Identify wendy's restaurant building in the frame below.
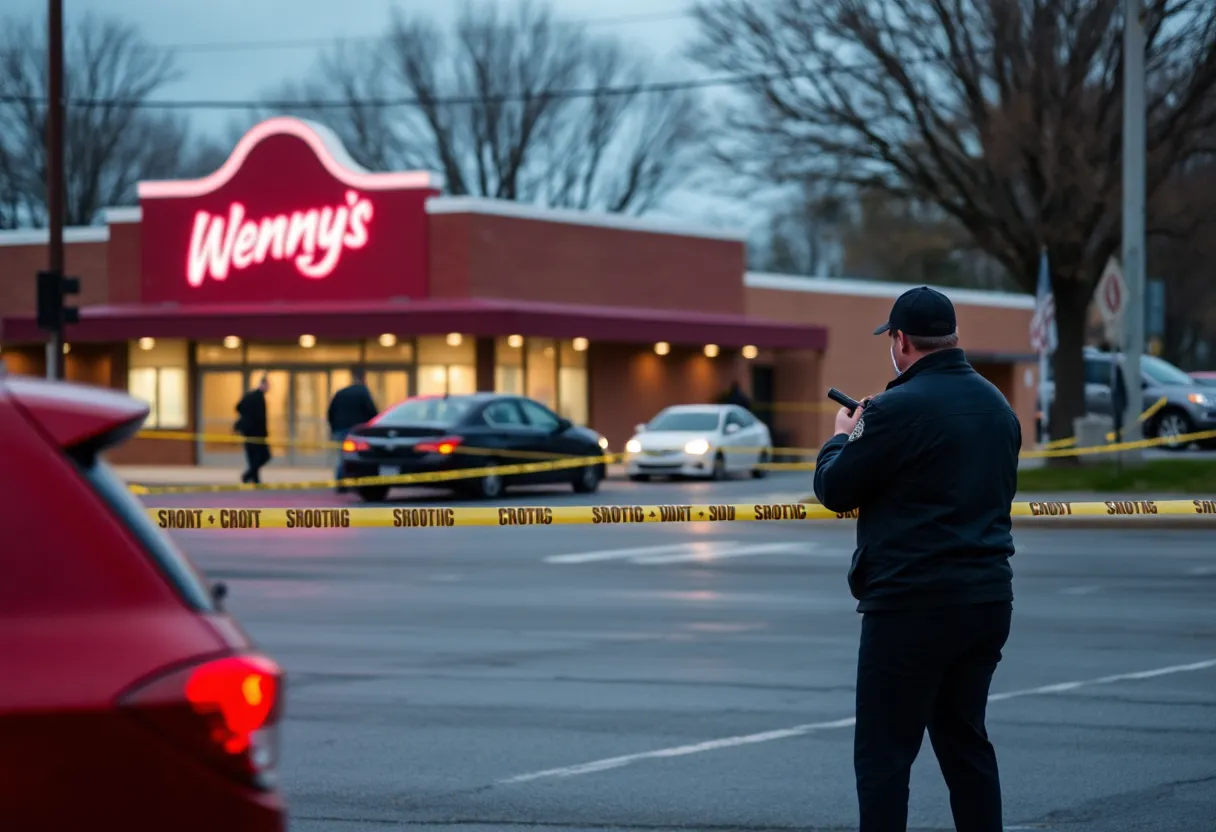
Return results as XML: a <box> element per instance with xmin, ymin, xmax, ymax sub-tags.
<box><xmin>0</xmin><ymin>117</ymin><xmax>1040</xmax><ymax>467</ymax></box>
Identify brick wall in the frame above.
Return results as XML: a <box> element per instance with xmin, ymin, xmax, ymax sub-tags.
<box><xmin>0</xmin><ymin>240</ymin><xmax>109</xmax><ymax>321</ymax></box>
<box><xmin>589</xmin><ymin>343</ymin><xmax>744</xmax><ymax>450</ymax></box>
<box><xmin>429</xmin><ymin>210</ymin><xmax>746</xmax><ymax>315</ymax></box>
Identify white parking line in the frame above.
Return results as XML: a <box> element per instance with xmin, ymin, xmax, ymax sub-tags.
<box><xmin>631</xmin><ymin>542</ymin><xmax>811</xmax><ymax>564</ymax></box>
<box><xmin>498</xmin><ymin>658</ymin><xmax>1216</xmax><ymax>784</ymax></box>
<box><xmin>544</xmin><ymin>541</ymin><xmax>834</xmax><ymax>565</ymax></box>
<box><xmin>544</xmin><ymin>543</ymin><xmax>730</xmax><ymax>564</ymax></box>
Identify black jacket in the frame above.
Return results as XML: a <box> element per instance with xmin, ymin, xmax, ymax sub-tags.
<box><xmin>327</xmin><ymin>383</ymin><xmax>379</xmax><ymax>433</ymax></box>
<box><xmin>813</xmin><ymin>349</ymin><xmax>1020</xmax><ymax>612</ymax></box>
<box><xmin>235</xmin><ymin>389</ymin><xmax>268</xmax><ymax>438</ymax></box>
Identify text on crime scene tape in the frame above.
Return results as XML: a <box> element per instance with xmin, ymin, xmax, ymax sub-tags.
<box><xmin>147</xmin><ymin>499</ymin><xmax>1216</xmax><ymax>531</ymax></box>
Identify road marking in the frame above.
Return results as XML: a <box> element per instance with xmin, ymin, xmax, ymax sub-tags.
<box><xmin>545</xmin><ymin>541</ymin><xmax>838</xmax><ymax>566</ymax></box>
<box><xmin>544</xmin><ymin>543</ymin><xmax>730</xmax><ymax>564</ymax></box>
<box><xmin>498</xmin><ymin>658</ymin><xmax>1216</xmax><ymax>784</ymax></box>
<box><xmin>631</xmin><ymin>542</ymin><xmax>811</xmax><ymax>564</ymax></box>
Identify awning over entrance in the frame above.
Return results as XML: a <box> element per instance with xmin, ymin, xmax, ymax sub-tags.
<box><xmin>1</xmin><ymin>298</ymin><xmax>828</xmax><ymax>350</ymax></box>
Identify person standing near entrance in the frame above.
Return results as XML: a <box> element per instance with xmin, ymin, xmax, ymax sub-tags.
<box><xmin>812</xmin><ymin>286</ymin><xmax>1020</xmax><ymax>832</ymax></box>
<box><xmin>327</xmin><ymin>367</ymin><xmax>379</xmax><ymax>491</ymax></box>
<box><xmin>235</xmin><ymin>375</ymin><xmax>272</xmax><ymax>484</ymax></box>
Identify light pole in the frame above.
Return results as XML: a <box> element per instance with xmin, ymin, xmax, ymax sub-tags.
<box><xmin>45</xmin><ymin>0</ymin><xmax>66</xmax><ymax>380</ymax></box>
<box><xmin>1121</xmin><ymin>0</ymin><xmax>1146</xmax><ymax>455</ymax></box>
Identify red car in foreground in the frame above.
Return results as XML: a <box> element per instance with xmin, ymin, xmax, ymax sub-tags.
<box><xmin>0</xmin><ymin>370</ymin><xmax>285</xmax><ymax>830</ymax></box>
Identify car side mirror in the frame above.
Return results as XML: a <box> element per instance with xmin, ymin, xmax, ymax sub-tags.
<box><xmin>635</xmin><ymin>422</ymin><xmax>647</xmax><ymax>433</ymax></box>
<box><xmin>211</xmin><ymin>580</ymin><xmax>228</xmax><ymax>611</ymax></box>
<box><xmin>725</xmin><ymin>423</ymin><xmax>741</xmax><ymax>435</ymax></box>
<box><xmin>554</xmin><ymin>418</ymin><xmax>573</xmax><ymax>433</ymax></box>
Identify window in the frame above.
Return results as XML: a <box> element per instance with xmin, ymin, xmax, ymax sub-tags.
<box><xmin>1141</xmin><ymin>356</ymin><xmax>1193</xmax><ymax>386</ymax></box>
<box><xmin>128</xmin><ymin>340</ymin><xmax>188</xmax><ymax>429</ymax></box>
<box><xmin>495</xmin><ymin>336</ymin><xmax>525</xmax><ymax>395</ymax></box>
<box><xmin>483</xmin><ymin>399</ymin><xmax>525</xmax><ymax>427</ymax></box>
<box><xmin>375</xmin><ymin>396</ymin><xmax>475</xmax><ymax>426</ymax></box>
<box><xmin>1084</xmin><ymin>359</ymin><xmax>1113</xmax><ymax>386</ymax></box>
<box><xmin>245</xmin><ymin>340</ymin><xmax>362</xmax><ymax>364</ymax></box>
<box><xmin>648</xmin><ymin>410</ymin><xmax>722</xmax><ymax>432</ymax></box>
<box><xmin>557</xmin><ymin>338</ymin><xmax>589</xmax><ymax>426</ymax></box>
<box><xmin>196</xmin><ymin>339</ymin><xmax>244</xmax><ymax>364</ymax></box>
<box><xmin>364</xmin><ymin>336</ymin><xmax>415</xmax><ymax>363</ymax></box>
<box><xmin>526</xmin><ymin>338</ymin><xmax>558</xmax><ymax>410</ymax></box>
<box><xmin>520</xmin><ymin>399</ymin><xmax>561</xmax><ymax>431</ymax></box>
<box><xmin>418</xmin><ymin>335</ymin><xmax>475</xmax><ymax>396</ymax></box>
<box><xmin>80</xmin><ymin>459</ymin><xmax>215</xmax><ymax>612</ymax></box>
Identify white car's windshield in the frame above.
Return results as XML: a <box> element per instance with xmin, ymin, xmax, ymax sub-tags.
<box><xmin>647</xmin><ymin>411</ymin><xmax>721</xmax><ymax>432</ymax></box>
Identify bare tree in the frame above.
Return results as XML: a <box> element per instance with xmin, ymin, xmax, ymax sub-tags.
<box><xmin>1149</xmin><ymin>156</ymin><xmax>1216</xmax><ymax>367</ymax></box>
<box><xmin>690</xmin><ymin>0</ymin><xmax>1216</xmax><ymax>440</ymax></box>
<box><xmin>0</xmin><ymin>13</ymin><xmax>206</xmax><ymax>227</ymax></box>
<box><xmin>247</xmin><ymin>0</ymin><xmax>702</xmax><ymax>215</ymax></box>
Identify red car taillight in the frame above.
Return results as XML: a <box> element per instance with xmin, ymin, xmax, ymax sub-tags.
<box><xmin>342</xmin><ymin>437</ymin><xmax>370</xmax><ymax>452</ymax></box>
<box><xmin>120</xmin><ymin>654</ymin><xmax>283</xmax><ymax>790</ymax></box>
<box><xmin>416</xmin><ymin>436</ymin><xmax>463</xmax><ymax>454</ymax></box>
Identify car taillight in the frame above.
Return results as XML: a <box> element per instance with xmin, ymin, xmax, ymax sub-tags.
<box><xmin>342</xmin><ymin>437</ymin><xmax>370</xmax><ymax>452</ymax></box>
<box><xmin>416</xmin><ymin>436</ymin><xmax>462</xmax><ymax>454</ymax></box>
<box><xmin>120</xmin><ymin>654</ymin><xmax>283</xmax><ymax>790</ymax></box>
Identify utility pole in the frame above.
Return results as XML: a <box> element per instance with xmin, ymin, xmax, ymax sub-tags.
<box><xmin>1121</xmin><ymin>0</ymin><xmax>1146</xmax><ymax>456</ymax></box>
<box><xmin>45</xmin><ymin>0</ymin><xmax>66</xmax><ymax>380</ymax></box>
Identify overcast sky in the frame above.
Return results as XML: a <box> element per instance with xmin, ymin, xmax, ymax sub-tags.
<box><xmin>10</xmin><ymin>0</ymin><xmax>754</xmax><ymax>227</ymax></box>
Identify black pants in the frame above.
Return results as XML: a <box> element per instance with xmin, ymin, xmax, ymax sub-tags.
<box><xmin>242</xmin><ymin>441</ymin><xmax>270</xmax><ymax>484</ymax></box>
<box><xmin>855</xmin><ymin>601</ymin><xmax>1012</xmax><ymax>832</ymax></box>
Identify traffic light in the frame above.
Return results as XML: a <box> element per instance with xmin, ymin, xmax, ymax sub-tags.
<box><xmin>36</xmin><ymin>270</ymin><xmax>79</xmax><ymax>332</ymax></box>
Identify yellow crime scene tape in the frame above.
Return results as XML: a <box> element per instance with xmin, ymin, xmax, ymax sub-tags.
<box><xmin>1040</xmin><ymin>397</ymin><xmax>1169</xmax><ymax>450</ymax></box>
<box><xmin>126</xmin><ymin>402</ymin><xmax>1212</xmax><ymax>496</ymax></box>
<box><xmin>147</xmin><ymin>498</ymin><xmax>1216</xmax><ymax>531</ymax></box>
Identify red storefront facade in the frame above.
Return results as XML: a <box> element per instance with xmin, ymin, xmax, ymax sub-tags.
<box><xmin>0</xmin><ymin>117</ymin><xmax>830</xmax><ymax>466</ymax></box>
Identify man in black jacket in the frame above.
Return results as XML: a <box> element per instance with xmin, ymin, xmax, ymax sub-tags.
<box><xmin>235</xmin><ymin>375</ymin><xmax>271</xmax><ymax>484</ymax></box>
<box><xmin>813</xmin><ymin>286</ymin><xmax>1021</xmax><ymax>832</ymax></box>
<box><xmin>328</xmin><ymin>367</ymin><xmax>379</xmax><ymax>490</ymax></box>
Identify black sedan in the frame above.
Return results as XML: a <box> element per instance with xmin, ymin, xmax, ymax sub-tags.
<box><xmin>339</xmin><ymin>393</ymin><xmax>610</xmax><ymax>501</ymax></box>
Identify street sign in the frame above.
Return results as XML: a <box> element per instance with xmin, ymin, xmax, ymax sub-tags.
<box><xmin>1096</xmin><ymin>256</ymin><xmax>1127</xmax><ymax>338</ymax></box>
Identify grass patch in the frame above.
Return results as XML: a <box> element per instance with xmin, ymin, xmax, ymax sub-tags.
<box><xmin>1017</xmin><ymin>459</ymin><xmax>1216</xmax><ymax>493</ymax></box>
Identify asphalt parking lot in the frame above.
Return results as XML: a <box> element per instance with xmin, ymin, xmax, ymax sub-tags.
<box><xmin>149</xmin><ymin>475</ymin><xmax>1216</xmax><ymax>831</ymax></box>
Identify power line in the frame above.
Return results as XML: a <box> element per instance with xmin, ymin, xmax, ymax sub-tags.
<box><xmin>0</xmin><ymin>51</ymin><xmax>944</xmax><ymax>112</ymax></box>
<box><xmin>0</xmin><ymin>9</ymin><xmax>693</xmax><ymax>59</ymax></box>
<box><xmin>0</xmin><ymin>69</ymin><xmax>828</xmax><ymax>111</ymax></box>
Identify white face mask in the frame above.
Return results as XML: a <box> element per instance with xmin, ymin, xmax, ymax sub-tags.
<box><xmin>890</xmin><ymin>342</ymin><xmax>902</xmax><ymax>376</ymax></box>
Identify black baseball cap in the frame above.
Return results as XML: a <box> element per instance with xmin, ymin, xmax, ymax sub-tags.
<box><xmin>873</xmin><ymin>286</ymin><xmax>957</xmax><ymax>337</ymax></box>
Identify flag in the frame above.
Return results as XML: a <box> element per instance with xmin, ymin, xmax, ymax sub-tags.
<box><xmin>1029</xmin><ymin>248</ymin><xmax>1057</xmax><ymax>353</ymax></box>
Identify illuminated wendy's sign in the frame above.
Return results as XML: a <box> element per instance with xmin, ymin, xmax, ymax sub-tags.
<box><xmin>138</xmin><ymin>117</ymin><xmax>437</xmax><ymax>305</ymax></box>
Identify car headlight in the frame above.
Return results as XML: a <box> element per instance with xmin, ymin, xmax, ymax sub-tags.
<box><xmin>684</xmin><ymin>438</ymin><xmax>710</xmax><ymax>455</ymax></box>
<box><xmin>1188</xmin><ymin>392</ymin><xmax>1209</xmax><ymax>406</ymax></box>
<box><xmin>625</xmin><ymin>438</ymin><xmax>642</xmax><ymax>454</ymax></box>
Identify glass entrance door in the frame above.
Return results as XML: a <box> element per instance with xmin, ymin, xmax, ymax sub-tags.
<box><xmin>295</xmin><ymin>370</ymin><xmax>340</xmax><ymax>467</ymax></box>
<box><xmin>198</xmin><ymin>371</ymin><xmax>246</xmax><ymax>467</ymax></box>
<box><xmin>198</xmin><ymin>367</ymin><xmax>406</xmax><ymax>468</ymax></box>
<box><xmin>366</xmin><ymin>369</ymin><xmax>410</xmax><ymax>412</ymax></box>
<box><xmin>260</xmin><ymin>370</ymin><xmax>291</xmax><ymax>461</ymax></box>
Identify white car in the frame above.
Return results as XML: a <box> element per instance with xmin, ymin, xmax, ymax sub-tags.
<box><xmin>624</xmin><ymin>404</ymin><xmax>773</xmax><ymax>481</ymax></box>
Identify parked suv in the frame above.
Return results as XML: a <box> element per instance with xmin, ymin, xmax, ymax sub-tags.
<box><xmin>1042</xmin><ymin>348</ymin><xmax>1216</xmax><ymax>448</ymax></box>
<box><xmin>0</xmin><ymin>370</ymin><xmax>286</xmax><ymax>830</ymax></box>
